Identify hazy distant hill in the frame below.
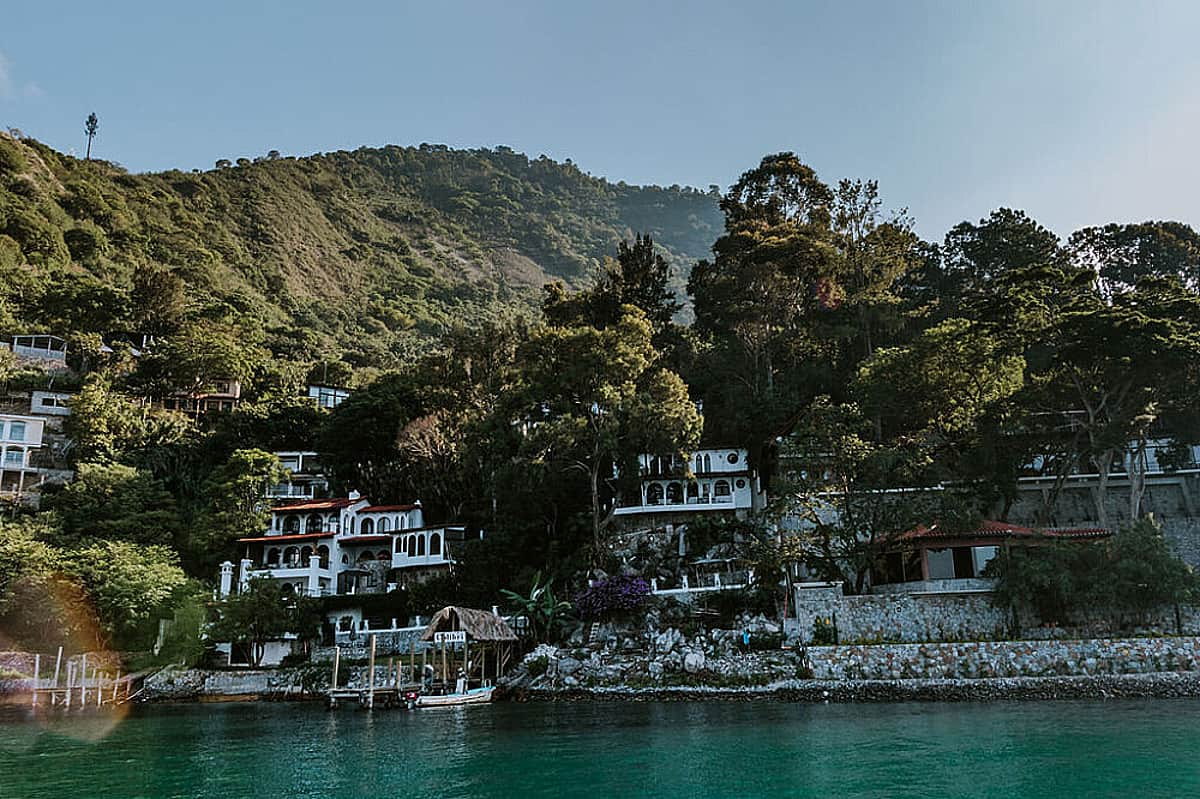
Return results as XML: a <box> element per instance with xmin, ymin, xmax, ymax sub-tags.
<box><xmin>0</xmin><ymin>134</ymin><xmax>721</xmax><ymax>364</ymax></box>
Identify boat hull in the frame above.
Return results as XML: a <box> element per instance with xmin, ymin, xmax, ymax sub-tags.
<box><xmin>416</xmin><ymin>687</ymin><xmax>495</xmax><ymax>707</ymax></box>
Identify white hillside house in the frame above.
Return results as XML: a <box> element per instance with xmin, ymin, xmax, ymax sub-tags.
<box><xmin>219</xmin><ymin>493</ymin><xmax>472</xmax><ymax>599</ymax></box>
<box><xmin>614</xmin><ymin>447</ymin><xmax>764</xmax><ymax>517</ymax></box>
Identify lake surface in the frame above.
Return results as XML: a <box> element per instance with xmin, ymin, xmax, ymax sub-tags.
<box><xmin>2</xmin><ymin>698</ymin><xmax>1199</xmax><ymax>798</ymax></box>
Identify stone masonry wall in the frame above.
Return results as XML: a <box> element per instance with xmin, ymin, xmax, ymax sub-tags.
<box><xmin>808</xmin><ymin>637</ymin><xmax>1200</xmax><ymax>680</ymax></box>
<box><xmin>792</xmin><ymin>585</ymin><xmax>1200</xmax><ymax>645</ymax></box>
<box><xmin>792</xmin><ymin>586</ymin><xmax>1009</xmax><ymax>644</ymax></box>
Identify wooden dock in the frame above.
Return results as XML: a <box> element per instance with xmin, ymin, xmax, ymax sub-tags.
<box><xmin>325</xmin><ymin>635</ymin><xmax>426</xmax><ymax>710</ymax></box>
<box><xmin>25</xmin><ymin>648</ymin><xmax>139</xmax><ymax>710</ymax></box>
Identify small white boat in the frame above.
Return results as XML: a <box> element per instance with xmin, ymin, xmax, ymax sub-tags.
<box><xmin>416</xmin><ymin>686</ymin><xmax>496</xmax><ymax>707</ymax></box>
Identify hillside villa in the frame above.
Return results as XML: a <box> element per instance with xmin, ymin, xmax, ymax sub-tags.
<box><xmin>218</xmin><ymin>491</ymin><xmax>474</xmax><ymax>600</ymax></box>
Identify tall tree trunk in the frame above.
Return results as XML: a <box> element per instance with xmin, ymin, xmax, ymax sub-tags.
<box><xmin>1128</xmin><ymin>436</ymin><xmax>1149</xmax><ymax>522</ymax></box>
<box><xmin>1093</xmin><ymin>450</ymin><xmax>1113</xmax><ymax>530</ymax></box>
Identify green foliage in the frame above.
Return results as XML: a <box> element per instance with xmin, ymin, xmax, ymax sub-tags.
<box><xmin>985</xmin><ymin>520</ymin><xmax>1197</xmax><ymax>628</ymax></box>
<box><xmin>209</xmin><ymin>579</ymin><xmax>318</xmax><ymax>667</ymax></box>
<box><xmin>855</xmin><ymin>318</ymin><xmax>1025</xmax><ymax>440</ymax></box>
<box><xmin>500</xmin><ymin>571</ymin><xmax>573</xmax><ymax>644</ymax></box>
<box><xmin>188</xmin><ymin>449</ymin><xmax>286</xmax><ymax>572</ymax></box>
<box><xmin>811</xmin><ymin>616</ymin><xmax>838</xmax><ymax>645</ymax></box>
<box><xmin>44</xmin><ymin>462</ymin><xmax>182</xmax><ymax>547</ymax></box>
<box><xmin>153</xmin><ymin>588</ymin><xmax>209</xmax><ymax>666</ymax></box>
<box><xmin>0</xmin><ymin>133</ymin><xmax>721</xmax><ymax>366</ymax></box>
<box><xmin>65</xmin><ymin>539</ymin><xmax>188</xmax><ymax>649</ymax></box>
<box><xmin>65</xmin><ymin>375</ymin><xmax>193</xmax><ymax>464</ymax></box>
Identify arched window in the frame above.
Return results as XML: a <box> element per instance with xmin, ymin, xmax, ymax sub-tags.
<box><xmin>361</xmin><ymin>518</ymin><xmax>374</xmax><ymax>534</ymax></box>
<box><xmin>300</xmin><ymin>545</ymin><xmax>313</xmax><ymax>563</ymax></box>
<box><xmin>429</xmin><ymin>533</ymin><xmax>441</xmax><ymax>556</ymax></box>
<box><xmin>379</xmin><ymin>517</ymin><xmax>390</xmax><ymax>532</ymax></box>
<box><xmin>714</xmin><ymin>480</ymin><xmax>731</xmax><ymax>498</ymax></box>
<box><xmin>377</xmin><ymin>549</ymin><xmax>390</xmax><ymax>561</ymax></box>
<box><xmin>317</xmin><ymin>546</ymin><xmax>330</xmax><ymax>569</ymax></box>
<box><xmin>647</xmin><ymin>484</ymin><xmax>664</xmax><ymax>505</ymax></box>
<box><xmin>306</xmin><ymin>513</ymin><xmax>322</xmax><ymax>533</ymax></box>
<box><xmin>266</xmin><ymin>548</ymin><xmax>280</xmax><ymax>566</ymax></box>
<box><xmin>399</xmin><ymin>515</ymin><xmax>407</xmax><ymax>530</ymax></box>
<box><xmin>395</xmin><ymin>537</ymin><xmax>403</xmax><ymax>553</ymax></box>
<box><xmin>284</xmin><ymin>515</ymin><xmax>300</xmax><ymax>534</ymax></box>
<box><xmin>348</xmin><ymin>517</ymin><xmax>356</xmax><ymax>535</ymax></box>
<box><xmin>357</xmin><ymin>550</ymin><xmax>375</xmax><ymax>563</ymax></box>
<box><xmin>687</xmin><ymin>482</ymin><xmax>699</xmax><ymax>501</ymax></box>
<box><xmin>666</xmin><ymin>482</ymin><xmax>684</xmax><ymax>505</ymax></box>
<box><xmin>703</xmin><ymin>454</ymin><xmax>712</xmax><ymax>472</ymax></box>
<box><xmin>341</xmin><ymin>554</ymin><xmax>349</xmax><ymax>564</ymax></box>
<box><xmin>284</xmin><ymin>546</ymin><xmax>299</xmax><ymax>566</ymax></box>
<box><xmin>417</xmin><ymin>536</ymin><xmax>426</xmax><ymax>556</ymax></box>
<box><xmin>695</xmin><ymin>454</ymin><xmax>702</xmax><ymax>472</ymax></box>
<box><xmin>408</xmin><ymin>536</ymin><xmax>416</xmax><ymax>557</ymax></box>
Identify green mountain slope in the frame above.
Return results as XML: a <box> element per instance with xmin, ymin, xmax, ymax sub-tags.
<box><xmin>0</xmin><ymin>134</ymin><xmax>721</xmax><ymax>366</ymax></box>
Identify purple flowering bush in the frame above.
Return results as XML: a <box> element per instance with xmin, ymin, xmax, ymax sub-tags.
<box><xmin>574</xmin><ymin>575</ymin><xmax>651</xmax><ymax>621</ymax></box>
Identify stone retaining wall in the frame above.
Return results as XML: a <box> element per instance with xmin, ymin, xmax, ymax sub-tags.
<box><xmin>314</xmin><ymin>629</ymin><xmax>431</xmax><ymax>662</ymax></box>
<box><xmin>807</xmin><ymin>637</ymin><xmax>1200</xmax><ymax>680</ymax></box>
<box><xmin>792</xmin><ymin>584</ymin><xmax>1200</xmax><ymax>644</ymax></box>
<box><xmin>792</xmin><ymin>586</ymin><xmax>1009</xmax><ymax>644</ymax></box>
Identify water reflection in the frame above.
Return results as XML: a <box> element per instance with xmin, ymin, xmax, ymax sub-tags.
<box><xmin>2</xmin><ymin>700</ymin><xmax>1200</xmax><ymax>798</ymax></box>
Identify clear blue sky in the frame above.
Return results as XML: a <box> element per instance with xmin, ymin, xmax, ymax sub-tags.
<box><xmin>2</xmin><ymin>0</ymin><xmax>1198</xmax><ymax>241</ymax></box>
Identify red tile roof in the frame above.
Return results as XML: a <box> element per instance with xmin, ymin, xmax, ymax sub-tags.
<box><xmin>338</xmin><ymin>535</ymin><xmax>394</xmax><ymax>544</ymax></box>
<box><xmin>901</xmin><ymin>519</ymin><xmax>1109</xmax><ymax>542</ymax></box>
<box><xmin>270</xmin><ymin>498</ymin><xmax>356</xmax><ymax>513</ymax></box>
<box><xmin>360</xmin><ymin>504</ymin><xmax>418</xmax><ymax>513</ymax></box>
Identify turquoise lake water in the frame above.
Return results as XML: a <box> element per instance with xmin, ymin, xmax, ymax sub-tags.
<box><xmin>2</xmin><ymin>699</ymin><xmax>1200</xmax><ymax>798</ymax></box>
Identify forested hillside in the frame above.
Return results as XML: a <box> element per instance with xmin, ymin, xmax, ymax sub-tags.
<box><xmin>3</xmin><ymin>137</ymin><xmax>1200</xmax><ymax>660</ymax></box>
<box><xmin>0</xmin><ymin>133</ymin><xmax>721</xmax><ymax>366</ymax></box>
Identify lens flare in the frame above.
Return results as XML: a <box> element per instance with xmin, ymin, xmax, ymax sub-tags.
<box><xmin>1</xmin><ymin>572</ymin><xmax>130</xmax><ymax>747</ymax></box>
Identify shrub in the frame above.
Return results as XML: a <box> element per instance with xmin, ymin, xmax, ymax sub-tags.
<box><xmin>0</xmin><ymin>137</ymin><xmax>27</xmax><ymax>173</ymax></box>
<box><xmin>526</xmin><ymin>655</ymin><xmax>549</xmax><ymax>678</ymax></box>
<box><xmin>573</xmin><ymin>575</ymin><xmax>650</xmax><ymax>621</ymax></box>
<box><xmin>812</xmin><ymin>616</ymin><xmax>838</xmax><ymax>645</ymax></box>
<box><xmin>985</xmin><ymin>519</ymin><xmax>1197</xmax><ymax>628</ymax></box>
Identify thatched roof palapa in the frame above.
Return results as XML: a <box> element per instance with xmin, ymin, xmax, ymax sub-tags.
<box><xmin>421</xmin><ymin>606</ymin><xmax>518</xmax><ymax>642</ymax></box>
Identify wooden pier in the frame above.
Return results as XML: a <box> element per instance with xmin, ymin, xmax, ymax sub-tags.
<box><xmin>326</xmin><ymin>634</ymin><xmax>424</xmax><ymax>709</ymax></box>
<box><xmin>25</xmin><ymin>647</ymin><xmax>139</xmax><ymax>710</ymax></box>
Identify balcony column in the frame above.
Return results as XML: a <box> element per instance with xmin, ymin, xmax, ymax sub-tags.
<box><xmin>307</xmin><ymin>555</ymin><xmax>321</xmax><ymax>597</ymax></box>
<box><xmin>238</xmin><ymin>558</ymin><xmax>252</xmax><ymax>592</ymax></box>
<box><xmin>219</xmin><ymin>561</ymin><xmax>234</xmax><ymax>597</ymax></box>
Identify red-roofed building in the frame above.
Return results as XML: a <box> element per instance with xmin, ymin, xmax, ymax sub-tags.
<box><xmin>218</xmin><ymin>491</ymin><xmax>474</xmax><ymax>600</ymax></box>
<box><xmin>873</xmin><ymin>519</ymin><xmax>1110</xmax><ymax>592</ymax></box>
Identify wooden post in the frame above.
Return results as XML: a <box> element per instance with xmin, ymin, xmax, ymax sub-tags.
<box><xmin>463</xmin><ymin>639</ymin><xmax>470</xmax><ymax>687</ymax></box>
<box><xmin>31</xmin><ymin>654</ymin><xmax>40</xmax><ymax>707</ymax></box>
<box><xmin>65</xmin><ymin>662</ymin><xmax>73</xmax><ymax>709</ymax></box>
<box><xmin>387</xmin><ymin>657</ymin><xmax>395</xmax><ymax>688</ymax></box>
<box><xmin>112</xmin><ymin>671</ymin><xmax>121</xmax><ymax>703</ymax></box>
<box><xmin>331</xmin><ymin>646</ymin><xmax>341</xmax><ymax>689</ymax></box>
<box><xmin>480</xmin><ymin>645</ymin><xmax>487</xmax><ymax>686</ymax></box>
<box><xmin>52</xmin><ymin>647</ymin><xmax>63</xmax><ymax>702</ymax></box>
<box><xmin>366</xmin><ymin>634</ymin><xmax>377</xmax><ymax>710</ymax></box>
<box><xmin>95</xmin><ymin>669</ymin><xmax>102</xmax><ymax>707</ymax></box>
<box><xmin>409</xmin><ymin>638</ymin><xmax>415</xmax><ymax>685</ymax></box>
<box><xmin>441</xmin><ymin>640</ymin><xmax>447</xmax><ymax>686</ymax></box>
<box><xmin>79</xmin><ymin>654</ymin><xmax>88</xmax><ymax>706</ymax></box>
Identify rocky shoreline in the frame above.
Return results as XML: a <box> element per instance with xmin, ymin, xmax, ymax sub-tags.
<box><xmin>512</xmin><ymin>672</ymin><xmax>1200</xmax><ymax>703</ymax></box>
